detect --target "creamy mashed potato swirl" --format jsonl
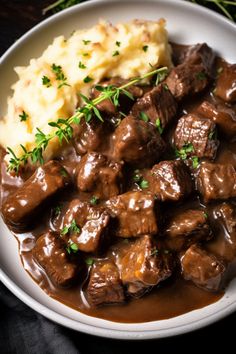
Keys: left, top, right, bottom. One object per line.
{"left": 0, "top": 19, "right": 172, "bottom": 160}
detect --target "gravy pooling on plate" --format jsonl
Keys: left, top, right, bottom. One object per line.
{"left": 1, "top": 41, "right": 236, "bottom": 323}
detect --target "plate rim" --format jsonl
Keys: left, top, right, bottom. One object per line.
{"left": 1, "top": 0, "right": 236, "bottom": 340}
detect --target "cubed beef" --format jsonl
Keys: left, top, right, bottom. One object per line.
{"left": 165, "top": 43, "right": 214, "bottom": 101}
{"left": 73, "top": 120, "right": 110, "bottom": 155}
{"left": 196, "top": 101, "right": 236, "bottom": 139}
{"left": 181, "top": 244, "right": 226, "bottom": 291}
{"left": 91, "top": 77, "right": 144, "bottom": 116}
{"left": 197, "top": 162, "right": 236, "bottom": 203}
{"left": 62, "top": 199, "right": 110, "bottom": 253}
{"left": 149, "top": 160, "right": 192, "bottom": 202}
{"left": 165, "top": 209, "right": 211, "bottom": 251}
{"left": 106, "top": 191, "right": 158, "bottom": 237}
{"left": 165, "top": 63, "right": 209, "bottom": 101}
{"left": 118, "top": 235, "right": 173, "bottom": 296}
{"left": 33, "top": 231, "right": 79, "bottom": 287}
{"left": 214, "top": 203, "right": 236, "bottom": 239}
{"left": 184, "top": 43, "right": 215, "bottom": 74}
{"left": 76, "top": 152, "right": 123, "bottom": 199}
{"left": 174, "top": 114, "right": 219, "bottom": 159}
{"left": 112, "top": 115, "right": 165, "bottom": 167}
{"left": 131, "top": 84, "right": 178, "bottom": 130}
{"left": 86, "top": 260, "right": 124, "bottom": 306}
{"left": 214, "top": 62, "right": 236, "bottom": 103}
{"left": 1, "top": 161, "right": 70, "bottom": 231}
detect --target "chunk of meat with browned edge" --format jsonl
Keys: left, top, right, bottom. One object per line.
{"left": 131, "top": 83, "right": 177, "bottom": 130}
{"left": 196, "top": 101, "right": 236, "bottom": 140}
{"left": 164, "top": 209, "right": 212, "bottom": 251}
{"left": 117, "top": 235, "right": 173, "bottom": 297}
{"left": 33, "top": 231, "right": 80, "bottom": 288}
{"left": 106, "top": 191, "right": 158, "bottom": 237}
{"left": 62, "top": 199, "right": 110, "bottom": 253}
{"left": 214, "top": 203, "right": 236, "bottom": 243}
{"left": 86, "top": 260, "right": 125, "bottom": 306}
{"left": 166, "top": 43, "right": 214, "bottom": 101}
{"left": 112, "top": 115, "right": 165, "bottom": 167}
{"left": 77, "top": 152, "right": 123, "bottom": 199}
{"left": 174, "top": 114, "right": 219, "bottom": 159}
{"left": 73, "top": 119, "right": 111, "bottom": 155}
{"left": 165, "top": 64, "right": 208, "bottom": 101}
{"left": 91, "top": 77, "right": 144, "bottom": 117}
{"left": 149, "top": 160, "right": 192, "bottom": 202}
{"left": 184, "top": 43, "right": 215, "bottom": 74}
{"left": 196, "top": 162, "right": 236, "bottom": 203}
{"left": 181, "top": 244, "right": 226, "bottom": 292}
{"left": 1, "top": 161, "right": 70, "bottom": 231}
{"left": 214, "top": 62, "right": 236, "bottom": 103}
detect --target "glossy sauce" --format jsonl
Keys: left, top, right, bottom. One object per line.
{"left": 1, "top": 43, "right": 236, "bottom": 323}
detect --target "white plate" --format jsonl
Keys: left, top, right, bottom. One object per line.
{"left": 0, "top": 0, "right": 236, "bottom": 340}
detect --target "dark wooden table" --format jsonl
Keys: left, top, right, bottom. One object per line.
{"left": 0, "top": 1, "right": 236, "bottom": 352}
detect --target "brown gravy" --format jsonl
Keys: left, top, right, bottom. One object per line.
{"left": 1, "top": 43, "right": 236, "bottom": 323}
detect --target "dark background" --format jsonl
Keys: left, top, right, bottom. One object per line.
{"left": 0, "top": 1, "right": 236, "bottom": 353}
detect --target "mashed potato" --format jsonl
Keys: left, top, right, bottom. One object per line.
{"left": 0, "top": 19, "right": 172, "bottom": 160}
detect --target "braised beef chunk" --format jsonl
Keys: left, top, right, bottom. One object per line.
{"left": 165, "top": 210, "right": 212, "bottom": 251}
{"left": 214, "top": 203, "right": 236, "bottom": 238}
{"left": 1, "top": 161, "right": 70, "bottom": 231}
{"left": 73, "top": 120, "right": 110, "bottom": 155}
{"left": 166, "top": 43, "right": 214, "bottom": 101}
{"left": 183, "top": 43, "right": 215, "bottom": 74}
{"left": 165, "top": 63, "right": 209, "bottom": 101}
{"left": 197, "top": 162, "right": 236, "bottom": 203}
{"left": 181, "top": 244, "right": 225, "bottom": 291}
{"left": 214, "top": 62, "right": 236, "bottom": 103}
{"left": 197, "top": 101, "right": 236, "bottom": 139}
{"left": 87, "top": 260, "right": 124, "bottom": 306}
{"left": 33, "top": 232, "right": 79, "bottom": 288}
{"left": 91, "top": 77, "right": 143, "bottom": 117}
{"left": 131, "top": 84, "right": 178, "bottom": 130}
{"left": 174, "top": 114, "right": 219, "bottom": 159}
{"left": 106, "top": 191, "right": 158, "bottom": 237}
{"left": 112, "top": 115, "right": 165, "bottom": 167}
{"left": 62, "top": 199, "right": 110, "bottom": 253}
{"left": 149, "top": 160, "right": 192, "bottom": 202}
{"left": 77, "top": 152, "right": 123, "bottom": 199}
{"left": 118, "top": 235, "right": 173, "bottom": 297}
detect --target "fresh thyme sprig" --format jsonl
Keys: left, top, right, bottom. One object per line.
{"left": 188, "top": 0, "right": 236, "bottom": 21}
{"left": 42, "top": 0, "right": 82, "bottom": 15}
{"left": 7, "top": 67, "right": 167, "bottom": 173}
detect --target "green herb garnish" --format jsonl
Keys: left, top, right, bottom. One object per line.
{"left": 78, "top": 61, "right": 86, "bottom": 69}
{"left": 140, "top": 179, "right": 149, "bottom": 189}
{"left": 19, "top": 111, "right": 28, "bottom": 122}
{"left": 196, "top": 72, "right": 207, "bottom": 80}
{"left": 175, "top": 143, "right": 194, "bottom": 160}
{"left": 112, "top": 50, "right": 120, "bottom": 57}
{"left": 7, "top": 67, "right": 168, "bottom": 173}
{"left": 203, "top": 212, "right": 208, "bottom": 219}
{"left": 54, "top": 205, "right": 62, "bottom": 216}
{"left": 155, "top": 118, "right": 163, "bottom": 134}
{"left": 142, "top": 45, "right": 148, "bottom": 52}
{"left": 155, "top": 68, "right": 168, "bottom": 86}
{"left": 90, "top": 196, "right": 99, "bottom": 205}
{"left": 51, "top": 63, "right": 70, "bottom": 88}
{"left": 191, "top": 156, "right": 199, "bottom": 169}
{"left": 42, "top": 76, "right": 52, "bottom": 87}
{"left": 83, "top": 75, "right": 93, "bottom": 83}
{"left": 61, "top": 219, "right": 80, "bottom": 236}
{"left": 85, "top": 258, "right": 94, "bottom": 266}
{"left": 82, "top": 39, "right": 91, "bottom": 45}
{"left": 139, "top": 112, "right": 149, "bottom": 122}
{"left": 66, "top": 242, "right": 79, "bottom": 254}
{"left": 116, "top": 41, "right": 121, "bottom": 47}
